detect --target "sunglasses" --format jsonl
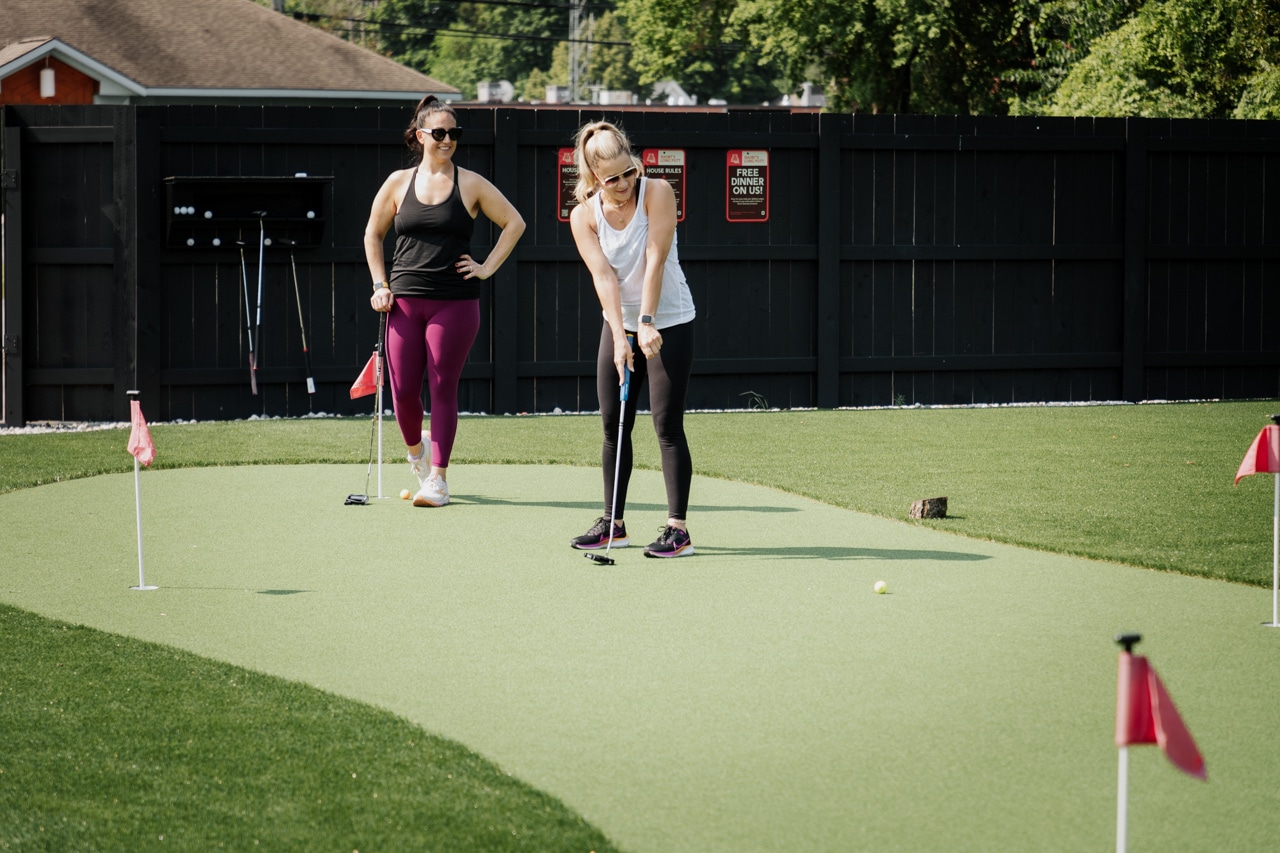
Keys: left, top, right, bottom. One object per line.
{"left": 600, "top": 166, "right": 637, "bottom": 187}
{"left": 421, "top": 127, "right": 463, "bottom": 141}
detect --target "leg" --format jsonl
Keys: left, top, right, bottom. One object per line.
{"left": 422, "top": 298, "right": 481, "bottom": 472}
{"left": 642, "top": 321, "right": 695, "bottom": 558}
{"left": 386, "top": 298, "right": 428, "bottom": 449}
{"left": 599, "top": 323, "right": 642, "bottom": 520}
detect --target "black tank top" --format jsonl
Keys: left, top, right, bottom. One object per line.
{"left": 390, "top": 164, "right": 477, "bottom": 300}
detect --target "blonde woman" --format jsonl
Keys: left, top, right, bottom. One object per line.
{"left": 567, "top": 120, "right": 697, "bottom": 558}
{"left": 364, "top": 95, "right": 525, "bottom": 508}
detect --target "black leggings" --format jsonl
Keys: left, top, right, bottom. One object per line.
{"left": 598, "top": 321, "right": 694, "bottom": 522}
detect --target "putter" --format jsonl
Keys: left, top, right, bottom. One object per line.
{"left": 284, "top": 239, "right": 316, "bottom": 398}
{"left": 346, "top": 312, "right": 387, "bottom": 506}
{"left": 585, "top": 347, "right": 632, "bottom": 566}
{"left": 236, "top": 241, "right": 258, "bottom": 395}
{"left": 253, "top": 210, "right": 267, "bottom": 372}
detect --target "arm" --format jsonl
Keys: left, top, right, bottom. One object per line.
{"left": 457, "top": 170, "right": 526, "bottom": 281}
{"left": 364, "top": 170, "right": 406, "bottom": 313}
{"left": 569, "top": 201, "right": 633, "bottom": 381}
{"left": 637, "top": 177, "right": 678, "bottom": 359}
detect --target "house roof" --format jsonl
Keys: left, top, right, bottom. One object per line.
{"left": 0, "top": 0, "right": 458, "bottom": 103}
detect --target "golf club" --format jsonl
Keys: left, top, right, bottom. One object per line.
{"left": 585, "top": 344, "right": 632, "bottom": 565}
{"left": 284, "top": 239, "right": 316, "bottom": 398}
{"left": 346, "top": 311, "right": 387, "bottom": 505}
{"left": 236, "top": 241, "right": 258, "bottom": 395}
{"left": 253, "top": 211, "right": 267, "bottom": 372}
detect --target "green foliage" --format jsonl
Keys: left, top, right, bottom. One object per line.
{"left": 620, "top": 0, "right": 783, "bottom": 104}
{"left": 0, "top": 607, "right": 620, "bottom": 851}
{"left": 368, "top": 0, "right": 460, "bottom": 70}
{"left": 1034, "top": 0, "right": 1280, "bottom": 117}
{"left": 423, "top": 2, "right": 562, "bottom": 100}
{"left": 728, "top": 0, "right": 1036, "bottom": 113}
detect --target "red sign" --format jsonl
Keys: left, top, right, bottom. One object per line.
{"left": 557, "top": 147, "right": 579, "bottom": 222}
{"left": 641, "top": 148, "right": 686, "bottom": 222}
{"left": 726, "top": 149, "right": 769, "bottom": 222}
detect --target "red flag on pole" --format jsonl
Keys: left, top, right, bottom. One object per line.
{"left": 349, "top": 352, "right": 382, "bottom": 399}
{"left": 1116, "top": 652, "right": 1206, "bottom": 780}
{"left": 127, "top": 399, "right": 156, "bottom": 466}
{"left": 1234, "top": 424, "right": 1280, "bottom": 484}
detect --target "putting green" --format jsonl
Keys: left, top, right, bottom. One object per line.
{"left": 2, "top": 464, "right": 1277, "bottom": 851}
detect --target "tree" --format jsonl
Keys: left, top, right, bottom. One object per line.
{"left": 1039, "top": 0, "right": 1280, "bottom": 118}
{"left": 367, "top": 0, "right": 459, "bottom": 67}
{"left": 423, "top": 2, "right": 562, "bottom": 100}
{"left": 619, "top": 0, "right": 783, "bottom": 104}
{"left": 725, "top": 0, "right": 1036, "bottom": 113}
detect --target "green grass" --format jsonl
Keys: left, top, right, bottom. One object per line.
{"left": 1, "top": 400, "right": 1276, "bottom": 850}
{"left": 5, "top": 400, "right": 1276, "bottom": 584}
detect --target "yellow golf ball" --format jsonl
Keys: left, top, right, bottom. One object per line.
{"left": 400, "top": 488, "right": 411, "bottom": 500}
{"left": 874, "top": 580, "right": 887, "bottom": 594}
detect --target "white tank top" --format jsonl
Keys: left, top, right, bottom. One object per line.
{"left": 592, "top": 177, "right": 697, "bottom": 331}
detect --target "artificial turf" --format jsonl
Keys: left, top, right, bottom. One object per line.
{"left": 1, "top": 402, "right": 1278, "bottom": 851}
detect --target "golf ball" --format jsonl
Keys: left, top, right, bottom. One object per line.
{"left": 186, "top": 237, "right": 195, "bottom": 246}
{"left": 204, "top": 210, "right": 213, "bottom": 219}
{"left": 874, "top": 580, "right": 887, "bottom": 594}
{"left": 400, "top": 488, "right": 411, "bottom": 500}
{"left": 306, "top": 210, "right": 316, "bottom": 219}
{"left": 263, "top": 237, "right": 272, "bottom": 247}
{"left": 211, "top": 238, "right": 221, "bottom": 247}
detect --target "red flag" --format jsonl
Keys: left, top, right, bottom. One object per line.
{"left": 127, "top": 400, "right": 156, "bottom": 467}
{"left": 1116, "top": 652, "right": 1206, "bottom": 780}
{"left": 349, "top": 352, "right": 383, "bottom": 399}
{"left": 1235, "top": 424, "right": 1280, "bottom": 484}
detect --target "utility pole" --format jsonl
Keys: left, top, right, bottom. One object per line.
{"left": 568, "top": 0, "right": 586, "bottom": 101}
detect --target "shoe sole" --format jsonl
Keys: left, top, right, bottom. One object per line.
{"left": 413, "top": 494, "right": 449, "bottom": 507}
{"left": 643, "top": 543, "right": 694, "bottom": 558}
{"left": 571, "top": 538, "right": 630, "bottom": 550}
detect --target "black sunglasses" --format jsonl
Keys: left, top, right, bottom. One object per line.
{"left": 601, "top": 166, "right": 637, "bottom": 187}
{"left": 422, "top": 127, "right": 463, "bottom": 141}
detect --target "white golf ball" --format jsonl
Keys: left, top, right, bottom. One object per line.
{"left": 173, "top": 206, "right": 181, "bottom": 215}
{"left": 211, "top": 238, "right": 221, "bottom": 247}
{"left": 204, "top": 210, "right": 213, "bottom": 219}
{"left": 306, "top": 210, "right": 316, "bottom": 219}
{"left": 263, "top": 237, "right": 272, "bottom": 247}
{"left": 874, "top": 580, "right": 887, "bottom": 594}
{"left": 186, "top": 237, "right": 195, "bottom": 246}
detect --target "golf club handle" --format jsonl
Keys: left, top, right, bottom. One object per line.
{"left": 620, "top": 333, "right": 633, "bottom": 402}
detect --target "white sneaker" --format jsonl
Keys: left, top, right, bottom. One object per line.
{"left": 413, "top": 474, "right": 449, "bottom": 507}
{"left": 408, "top": 431, "right": 430, "bottom": 489}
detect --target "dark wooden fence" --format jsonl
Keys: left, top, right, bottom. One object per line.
{"left": 2, "top": 104, "right": 1278, "bottom": 425}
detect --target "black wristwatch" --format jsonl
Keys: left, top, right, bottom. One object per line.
{"left": 639, "top": 314, "right": 654, "bottom": 325}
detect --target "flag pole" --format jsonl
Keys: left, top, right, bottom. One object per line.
{"left": 1114, "top": 632, "right": 1141, "bottom": 853}
{"left": 1116, "top": 745, "right": 1129, "bottom": 853}
{"left": 127, "top": 390, "right": 157, "bottom": 591}
{"left": 1271, "top": 470, "right": 1278, "bottom": 627}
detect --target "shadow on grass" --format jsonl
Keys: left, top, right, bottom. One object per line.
{"left": 460, "top": 494, "right": 801, "bottom": 514}
{"left": 695, "top": 545, "right": 991, "bottom": 562}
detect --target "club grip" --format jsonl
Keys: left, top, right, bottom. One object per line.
{"left": 620, "top": 334, "right": 633, "bottom": 402}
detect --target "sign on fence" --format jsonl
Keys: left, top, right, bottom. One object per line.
{"left": 726, "top": 149, "right": 769, "bottom": 222}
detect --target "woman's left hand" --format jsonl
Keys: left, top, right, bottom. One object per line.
{"left": 638, "top": 323, "right": 663, "bottom": 359}
{"left": 456, "top": 254, "right": 490, "bottom": 280}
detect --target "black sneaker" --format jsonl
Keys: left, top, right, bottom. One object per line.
{"left": 571, "top": 517, "right": 629, "bottom": 550}
{"left": 643, "top": 525, "right": 694, "bottom": 558}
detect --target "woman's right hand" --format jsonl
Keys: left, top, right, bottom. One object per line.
{"left": 614, "top": 334, "right": 634, "bottom": 386}
{"left": 371, "top": 287, "right": 394, "bottom": 313}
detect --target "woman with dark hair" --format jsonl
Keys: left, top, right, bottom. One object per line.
{"left": 567, "top": 120, "right": 697, "bottom": 557}
{"left": 364, "top": 95, "right": 525, "bottom": 507}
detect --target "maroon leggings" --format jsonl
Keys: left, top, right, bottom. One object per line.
{"left": 385, "top": 296, "right": 480, "bottom": 468}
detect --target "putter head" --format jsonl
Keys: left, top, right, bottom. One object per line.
{"left": 583, "top": 552, "right": 615, "bottom": 566}
{"left": 344, "top": 494, "right": 370, "bottom": 506}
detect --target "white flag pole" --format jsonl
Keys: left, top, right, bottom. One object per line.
{"left": 128, "top": 391, "right": 157, "bottom": 591}
{"left": 1116, "top": 745, "right": 1129, "bottom": 853}
{"left": 1270, "top": 471, "right": 1278, "bottom": 627}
